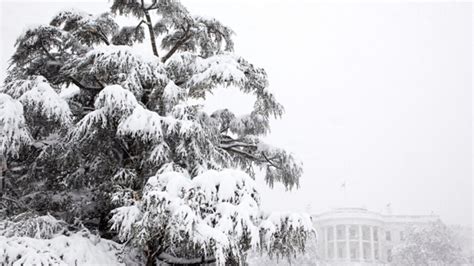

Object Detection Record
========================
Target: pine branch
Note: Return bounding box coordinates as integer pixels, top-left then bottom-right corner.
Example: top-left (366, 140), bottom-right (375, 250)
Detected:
top-left (68, 77), bottom-right (102, 92)
top-left (219, 136), bottom-right (282, 170)
top-left (161, 27), bottom-right (192, 63)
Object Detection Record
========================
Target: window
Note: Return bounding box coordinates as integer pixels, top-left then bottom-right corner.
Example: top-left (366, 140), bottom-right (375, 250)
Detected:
top-left (337, 225), bottom-right (345, 240)
top-left (373, 228), bottom-right (378, 241)
top-left (400, 231), bottom-right (405, 241)
top-left (350, 242), bottom-right (359, 260)
top-left (385, 231), bottom-right (391, 241)
top-left (328, 243), bottom-right (334, 259)
top-left (387, 249), bottom-right (392, 262)
top-left (374, 247), bottom-right (379, 260)
top-left (327, 226), bottom-right (334, 241)
top-left (362, 226), bottom-right (370, 240)
top-left (337, 242), bottom-right (346, 259)
top-left (363, 243), bottom-right (371, 260)
top-left (349, 225), bottom-right (358, 240)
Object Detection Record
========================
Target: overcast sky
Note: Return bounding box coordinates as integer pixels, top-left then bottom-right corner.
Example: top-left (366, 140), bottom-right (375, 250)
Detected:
top-left (0, 0), bottom-right (472, 226)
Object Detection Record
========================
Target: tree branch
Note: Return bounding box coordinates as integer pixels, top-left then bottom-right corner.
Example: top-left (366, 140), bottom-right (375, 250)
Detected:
top-left (262, 152), bottom-right (282, 170)
top-left (161, 30), bottom-right (192, 63)
top-left (95, 27), bottom-right (110, 45)
top-left (141, 0), bottom-right (159, 57)
top-left (135, 20), bottom-right (149, 31)
top-left (145, 0), bottom-right (158, 10)
top-left (68, 77), bottom-right (102, 92)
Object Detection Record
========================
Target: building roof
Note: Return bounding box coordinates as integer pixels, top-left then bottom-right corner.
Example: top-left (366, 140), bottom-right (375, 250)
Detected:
top-left (312, 207), bottom-right (440, 224)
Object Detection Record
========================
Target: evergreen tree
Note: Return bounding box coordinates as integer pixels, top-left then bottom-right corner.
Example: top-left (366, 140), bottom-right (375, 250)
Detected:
top-left (0, 0), bottom-right (313, 264)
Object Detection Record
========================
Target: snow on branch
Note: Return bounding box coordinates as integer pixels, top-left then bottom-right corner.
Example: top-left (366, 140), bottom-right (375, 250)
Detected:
top-left (259, 212), bottom-right (315, 261)
top-left (218, 132), bottom-right (303, 190)
top-left (1, 76), bottom-right (42, 99)
top-left (69, 109), bottom-right (107, 141)
top-left (112, 25), bottom-right (146, 46)
top-left (12, 25), bottom-right (71, 67)
top-left (19, 76), bottom-right (72, 125)
top-left (0, 213), bottom-right (67, 239)
top-left (70, 85), bottom-right (138, 141)
top-left (110, 168), bottom-right (263, 265)
top-left (94, 84), bottom-right (139, 117)
top-left (117, 106), bottom-right (164, 142)
top-left (62, 45), bottom-right (166, 96)
top-left (50, 9), bottom-right (118, 46)
top-left (0, 93), bottom-right (31, 158)
top-left (166, 52), bottom-right (283, 119)
top-left (162, 80), bottom-right (187, 114)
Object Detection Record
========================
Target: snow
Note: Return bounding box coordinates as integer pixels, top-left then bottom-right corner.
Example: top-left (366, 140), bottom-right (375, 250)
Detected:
top-left (1, 77), bottom-right (39, 99)
top-left (148, 142), bottom-right (170, 163)
top-left (2, 0), bottom-right (311, 264)
top-left (19, 77), bottom-right (72, 125)
top-left (110, 205), bottom-right (142, 242)
top-left (0, 214), bottom-right (141, 265)
top-left (190, 53), bottom-right (247, 86)
top-left (59, 83), bottom-right (81, 100)
top-left (146, 171), bottom-right (191, 199)
top-left (110, 168), bottom-right (265, 265)
top-left (94, 84), bottom-right (139, 117)
top-left (117, 106), bottom-right (164, 142)
top-left (259, 212), bottom-right (315, 250)
top-left (230, 112), bottom-right (269, 136)
top-left (0, 232), bottom-right (128, 265)
top-left (0, 93), bottom-right (31, 157)
top-left (162, 80), bottom-right (187, 113)
top-left (166, 52), bottom-right (247, 91)
top-left (192, 169), bottom-right (258, 202)
top-left (0, 214), bottom-right (66, 239)
top-left (73, 45), bottom-right (166, 96)
top-left (70, 108), bottom-right (107, 141)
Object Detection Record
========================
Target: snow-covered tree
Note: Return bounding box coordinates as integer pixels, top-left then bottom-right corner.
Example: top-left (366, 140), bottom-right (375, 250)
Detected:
top-left (392, 221), bottom-right (465, 266)
top-left (0, 0), bottom-right (313, 265)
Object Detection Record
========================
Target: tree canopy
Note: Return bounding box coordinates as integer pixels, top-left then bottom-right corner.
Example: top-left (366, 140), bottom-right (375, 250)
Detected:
top-left (0, 0), bottom-right (313, 265)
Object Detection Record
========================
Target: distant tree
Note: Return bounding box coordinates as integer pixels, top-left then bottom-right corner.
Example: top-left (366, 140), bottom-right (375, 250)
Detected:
top-left (0, 0), bottom-right (313, 265)
top-left (392, 221), bottom-right (465, 266)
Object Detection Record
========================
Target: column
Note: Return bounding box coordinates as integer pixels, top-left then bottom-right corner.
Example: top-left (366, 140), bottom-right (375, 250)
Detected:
top-left (324, 227), bottom-right (328, 259)
top-left (378, 228), bottom-right (382, 262)
top-left (370, 226), bottom-right (375, 261)
top-left (333, 226), bottom-right (337, 260)
top-left (358, 225), bottom-right (363, 261)
top-left (345, 225), bottom-right (350, 262)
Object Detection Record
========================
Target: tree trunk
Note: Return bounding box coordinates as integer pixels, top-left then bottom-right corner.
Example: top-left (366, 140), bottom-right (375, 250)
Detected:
top-left (146, 251), bottom-right (156, 266)
top-left (144, 10), bottom-right (159, 57)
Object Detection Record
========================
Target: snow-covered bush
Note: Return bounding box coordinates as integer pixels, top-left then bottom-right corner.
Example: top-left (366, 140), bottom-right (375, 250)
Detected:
top-left (392, 221), bottom-right (465, 265)
top-left (0, 0), bottom-right (313, 265)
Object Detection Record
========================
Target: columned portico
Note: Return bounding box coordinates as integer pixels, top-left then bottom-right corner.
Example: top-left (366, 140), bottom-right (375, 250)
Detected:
top-left (314, 207), bottom-right (439, 265)
top-left (323, 224), bottom-right (379, 263)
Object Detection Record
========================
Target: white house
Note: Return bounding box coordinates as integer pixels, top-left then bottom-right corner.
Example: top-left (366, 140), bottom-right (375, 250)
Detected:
top-left (312, 207), bottom-right (439, 265)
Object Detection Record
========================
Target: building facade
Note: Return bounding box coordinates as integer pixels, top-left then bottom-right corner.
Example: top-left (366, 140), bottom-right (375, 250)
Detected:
top-left (312, 207), bottom-right (439, 265)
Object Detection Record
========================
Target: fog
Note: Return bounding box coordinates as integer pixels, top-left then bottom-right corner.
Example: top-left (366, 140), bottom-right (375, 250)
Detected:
top-left (1, 0), bottom-right (471, 226)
